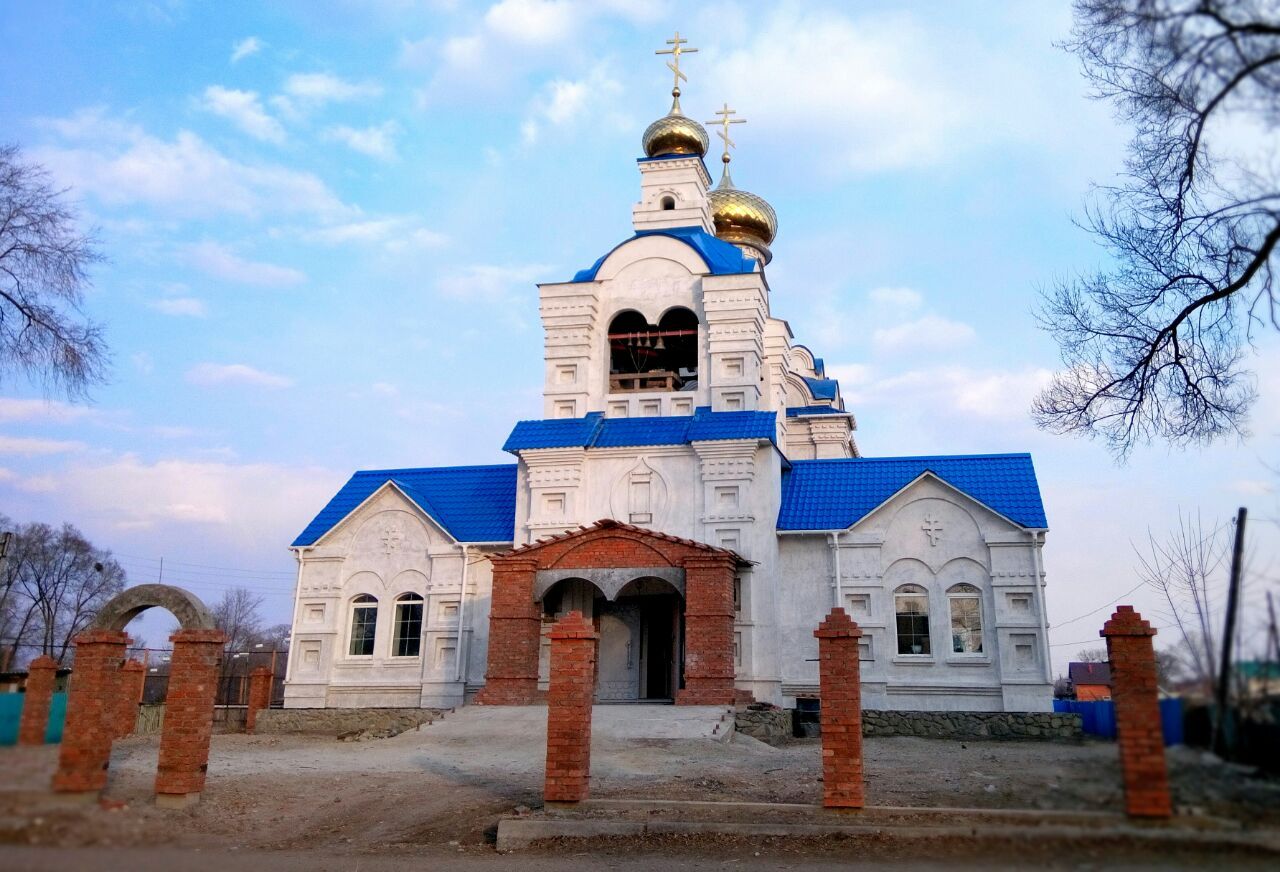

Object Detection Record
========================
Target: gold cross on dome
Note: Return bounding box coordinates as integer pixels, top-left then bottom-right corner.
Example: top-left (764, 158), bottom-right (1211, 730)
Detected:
top-left (656, 30), bottom-right (698, 93)
top-left (707, 102), bottom-right (746, 160)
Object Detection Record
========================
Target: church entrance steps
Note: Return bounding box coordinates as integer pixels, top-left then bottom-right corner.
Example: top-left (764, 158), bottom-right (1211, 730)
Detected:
top-left (496, 799), bottom-right (1263, 853)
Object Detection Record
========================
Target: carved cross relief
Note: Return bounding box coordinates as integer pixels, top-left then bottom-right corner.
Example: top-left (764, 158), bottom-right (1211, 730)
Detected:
top-left (381, 522), bottom-right (404, 554)
top-left (921, 514), bottom-right (943, 547)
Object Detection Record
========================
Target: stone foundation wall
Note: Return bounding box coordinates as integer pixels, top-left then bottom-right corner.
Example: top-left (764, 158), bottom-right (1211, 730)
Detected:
top-left (734, 706), bottom-right (792, 744)
top-left (861, 710), bottom-right (1081, 740)
top-left (254, 707), bottom-right (444, 735)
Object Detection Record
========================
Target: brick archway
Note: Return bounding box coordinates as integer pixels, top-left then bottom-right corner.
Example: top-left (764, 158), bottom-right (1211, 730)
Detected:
top-left (53, 583), bottom-right (226, 808)
top-left (476, 519), bottom-right (745, 706)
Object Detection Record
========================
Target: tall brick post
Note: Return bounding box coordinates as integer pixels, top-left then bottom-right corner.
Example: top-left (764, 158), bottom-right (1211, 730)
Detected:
top-left (52, 629), bottom-right (129, 799)
top-left (154, 628), bottom-right (225, 808)
top-left (114, 659), bottom-right (146, 738)
top-left (18, 655), bottom-right (59, 746)
top-left (245, 666), bottom-right (273, 733)
top-left (675, 554), bottom-right (736, 706)
top-left (544, 610), bottom-right (597, 803)
top-left (815, 608), bottom-right (865, 809)
top-left (1102, 606), bottom-right (1172, 819)
top-left (476, 557), bottom-right (541, 705)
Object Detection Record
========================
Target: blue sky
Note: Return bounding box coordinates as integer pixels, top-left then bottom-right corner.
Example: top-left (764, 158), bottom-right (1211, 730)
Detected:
top-left (1, 0), bottom-right (1276, 670)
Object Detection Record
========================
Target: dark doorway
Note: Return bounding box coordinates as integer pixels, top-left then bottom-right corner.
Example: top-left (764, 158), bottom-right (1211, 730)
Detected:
top-left (639, 593), bottom-right (680, 701)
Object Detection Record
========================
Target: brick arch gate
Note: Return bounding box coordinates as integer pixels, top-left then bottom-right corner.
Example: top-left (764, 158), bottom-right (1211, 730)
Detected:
top-left (476, 519), bottom-right (746, 706)
top-left (52, 583), bottom-right (226, 808)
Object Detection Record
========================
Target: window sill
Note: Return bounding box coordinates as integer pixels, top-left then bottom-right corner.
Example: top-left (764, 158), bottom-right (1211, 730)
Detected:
top-left (891, 655), bottom-right (935, 665)
top-left (945, 656), bottom-right (992, 666)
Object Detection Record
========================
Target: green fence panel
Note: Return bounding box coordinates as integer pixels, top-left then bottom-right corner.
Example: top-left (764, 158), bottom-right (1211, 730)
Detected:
top-left (0, 692), bottom-right (22, 745)
top-left (46, 691), bottom-right (67, 743)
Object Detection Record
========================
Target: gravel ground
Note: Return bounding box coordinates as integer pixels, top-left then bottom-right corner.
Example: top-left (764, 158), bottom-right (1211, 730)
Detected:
top-left (0, 717), bottom-right (1277, 863)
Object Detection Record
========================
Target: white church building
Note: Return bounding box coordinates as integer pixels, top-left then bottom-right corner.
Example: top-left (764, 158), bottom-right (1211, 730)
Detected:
top-left (281, 37), bottom-right (1053, 715)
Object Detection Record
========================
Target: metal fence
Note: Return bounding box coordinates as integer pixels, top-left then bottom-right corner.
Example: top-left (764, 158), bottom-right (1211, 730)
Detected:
top-left (0, 691), bottom-right (67, 745)
top-left (1052, 698), bottom-right (1184, 745)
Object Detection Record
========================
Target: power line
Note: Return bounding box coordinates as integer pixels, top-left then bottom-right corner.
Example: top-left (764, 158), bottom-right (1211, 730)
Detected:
top-left (113, 552), bottom-right (295, 577)
top-left (1051, 580), bottom-right (1149, 629)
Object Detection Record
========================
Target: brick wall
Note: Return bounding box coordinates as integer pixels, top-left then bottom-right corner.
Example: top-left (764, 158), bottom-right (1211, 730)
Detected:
top-left (815, 608), bottom-right (864, 809)
top-left (154, 629), bottom-right (225, 805)
top-left (676, 554), bottom-right (737, 705)
top-left (245, 666), bottom-right (273, 733)
top-left (1102, 606), bottom-right (1172, 819)
top-left (115, 659), bottom-right (145, 738)
top-left (544, 611), bottom-right (597, 803)
top-left (475, 558), bottom-right (541, 705)
top-left (52, 629), bottom-right (129, 795)
top-left (18, 655), bottom-right (58, 746)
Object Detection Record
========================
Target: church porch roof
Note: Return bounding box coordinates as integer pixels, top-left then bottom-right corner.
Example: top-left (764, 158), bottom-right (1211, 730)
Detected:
top-left (503, 408), bottom-right (777, 453)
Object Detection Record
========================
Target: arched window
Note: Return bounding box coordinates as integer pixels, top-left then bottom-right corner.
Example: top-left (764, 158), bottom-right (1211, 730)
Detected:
top-left (392, 593), bottom-right (424, 658)
top-left (660, 195), bottom-right (675, 210)
top-left (607, 307), bottom-right (700, 393)
top-left (895, 584), bottom-right (930, 655)
top-left (348, 594), bottom-right (378, 657)
top-left (948, 583), bottom-right (983, 654)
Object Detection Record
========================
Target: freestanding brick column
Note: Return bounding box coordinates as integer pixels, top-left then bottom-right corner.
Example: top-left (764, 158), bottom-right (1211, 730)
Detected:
top-left (544, 610), bottom-right (598, 803)
top-left (476, 557), bottom-right (541, 705)
top-left (245, 666), bottom-right (273, 733)
top-left (52, 629), bottom-right (129, 798)
top-left (18, 656), bottom-right (59, 746)
top-left (675, 554), bottom-right (737, 705)
top-left (1102, 606), bottom-right (1172, 819)
top-left (154, 628), bottom-right (226, 808)
top-left (815, 608), bottom-right (865, 809)
top-left (114, 659), bottom-right (146, 738)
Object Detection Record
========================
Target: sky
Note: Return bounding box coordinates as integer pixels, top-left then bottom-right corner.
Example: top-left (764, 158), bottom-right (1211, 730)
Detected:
top-left (0, 0), bottom-right (1276, 672)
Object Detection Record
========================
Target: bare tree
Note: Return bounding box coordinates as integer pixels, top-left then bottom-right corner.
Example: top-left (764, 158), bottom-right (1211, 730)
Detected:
top-left (0, 144), bottom-right (107, 398)
top-left (1134, 511), bottom-right (1229, 695)
top-left (0, 518), bottom-right (126, 668)
top-left (1075, 647), bottom-right (1110, 662)
top-left (1035, 1), bottom-right (1280, 457)
top-left (211, 587), bottom-right (266, 652)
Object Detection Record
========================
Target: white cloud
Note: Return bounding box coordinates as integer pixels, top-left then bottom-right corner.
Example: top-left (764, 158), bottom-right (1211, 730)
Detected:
top-left (371, 382), bottom-right (399, 397)
top-left (521, 66), bottom-right (624, 145)
top-left (230, 36), bottom-right (264, 63)
top-left (872, 314), bottom-right (977, 354)
top-left (300, 217), bottom-right (448, 250)
top-left (201, 86), bottom-right (285, 143)
top-left (840, 364), bottom-right (1053, 425)
top-left (868, 286), bottom-right (922, 310)
top-left (281, 72), bottom-right (382, 105)
top-left (34, 107), bottom-right (349, 219)
top-left (185, 363), bottom-right (294, 389)
top-left (0, 398), bottom-right (94, 423)
top-left (150, 297), bottom-right (208, 317)
top-left (0, 435), bottom-right (87, 456)
top-left (484, 0), bottom-right (577, 46)
top-left (436, 264), bottom-right (547, 301)
top-left (324, 122), bottom-right (399, 160)
top-left (131, 352), bottom-right (154, 375)
top-left (186, 241), bottom-right (306, 287)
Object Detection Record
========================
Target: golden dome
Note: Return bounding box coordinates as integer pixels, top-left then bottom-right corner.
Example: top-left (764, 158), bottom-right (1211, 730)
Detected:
top-left (708, 168), bottom-right (777, 264)
top-left (642, 95), bottom-right (709, 158)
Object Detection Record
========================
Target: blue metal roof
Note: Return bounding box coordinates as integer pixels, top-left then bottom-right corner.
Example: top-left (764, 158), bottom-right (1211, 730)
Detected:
top-left (802, 376), bottom-right (840, 402)
top-left (504, 408), bottom-right (777, 452)
top-left (571, 226), bottom-right (758, 282)
top-left (778, 454), bottom-right (1047, 531)
top-left (292, 464), bottom-right (518, 546)
top-left (786, 405), bottom-right (847, 417)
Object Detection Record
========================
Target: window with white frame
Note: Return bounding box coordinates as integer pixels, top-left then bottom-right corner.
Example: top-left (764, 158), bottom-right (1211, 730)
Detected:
top-left (348, 594), bottom-right (378, 656)
top-left (895, 585), bottom-right (931, 655)
top-left (948, 583), bottom-right (984, 654)
top-left (392, 593), bottom-right (424, 657)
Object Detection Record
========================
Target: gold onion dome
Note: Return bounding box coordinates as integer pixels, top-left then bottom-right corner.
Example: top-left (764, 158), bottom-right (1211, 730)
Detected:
top-left (642, 93), bottom-right (709, 158)
top-left (708, 171), bottom-right (777, 264)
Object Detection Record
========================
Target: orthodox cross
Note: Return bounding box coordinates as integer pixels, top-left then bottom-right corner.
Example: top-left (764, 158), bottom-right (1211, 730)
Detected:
top-left (921, 515), bottom-right (943, 547)
top-left (381, 523), bottom-right (403, 554)
top-left (707, 102), bottom-right (746, 162)
top-left (656, 30), bottom-right (697, 94)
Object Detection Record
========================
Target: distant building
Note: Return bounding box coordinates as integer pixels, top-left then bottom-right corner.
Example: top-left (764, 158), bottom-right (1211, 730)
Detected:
top-left (1068, 662), bottom-right (1112, 701)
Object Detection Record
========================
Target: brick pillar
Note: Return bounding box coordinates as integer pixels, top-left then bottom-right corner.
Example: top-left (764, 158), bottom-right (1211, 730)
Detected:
top-left (544, 611), bottom-right (597, 803)
top-left (18, 656), bottom-right (59, 746)
top-left (1102, 606), bottom-right (1172, 819)
top-left (154, 628), bottom-right (225, 808)
top-left (675, 554), bottom-right (736, 705)
top-left (52, 629), bottom-right (128, 798)
top-left (245, 666), bottom-right (273, 733)
top-left (815, 608), bottom-right (865, 809)
top-left (476, 557), bottom-right (541, 705)
top-left (114, 659), bottom-right (145, 738)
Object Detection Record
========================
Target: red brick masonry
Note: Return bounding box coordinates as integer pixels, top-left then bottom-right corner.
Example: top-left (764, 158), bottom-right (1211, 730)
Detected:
top-left (18, 655), bottom-right (58, 746)
top-left (544, 610), bottom-right (598, 803)
top-left (52, 629), bottom-right (128, 795)
top-left (815, 607), bottom-right (865, 809)
top-left (474, 558), bottom-right (541, 705)
top-left (1102, 606), bottom-right (1172, 819)
top-left (246, 666), bottom-right (273, 734)
top-left (115, 659), bottom-right (145, 738)
top-left (154, 628), bottom-right (226, 801)
top-left (675, 554), bottom-right (737, 705)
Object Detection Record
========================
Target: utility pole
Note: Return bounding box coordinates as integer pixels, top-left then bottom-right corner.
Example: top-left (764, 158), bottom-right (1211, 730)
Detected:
top-left (0, 531), bottom-right (11, 672)
top-left (1212, 507), bottom-right (1247, 757)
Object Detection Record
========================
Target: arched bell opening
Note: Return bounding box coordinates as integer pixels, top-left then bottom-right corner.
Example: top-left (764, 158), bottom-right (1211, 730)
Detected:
top-left (607, 307), bottom-right (700, 394)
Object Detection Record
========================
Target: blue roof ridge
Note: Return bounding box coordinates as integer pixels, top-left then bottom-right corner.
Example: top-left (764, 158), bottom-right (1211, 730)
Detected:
top-left (355, 462), bottom-right (518, 475)
top-left (789, 452), bottom-right (1033, 464)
